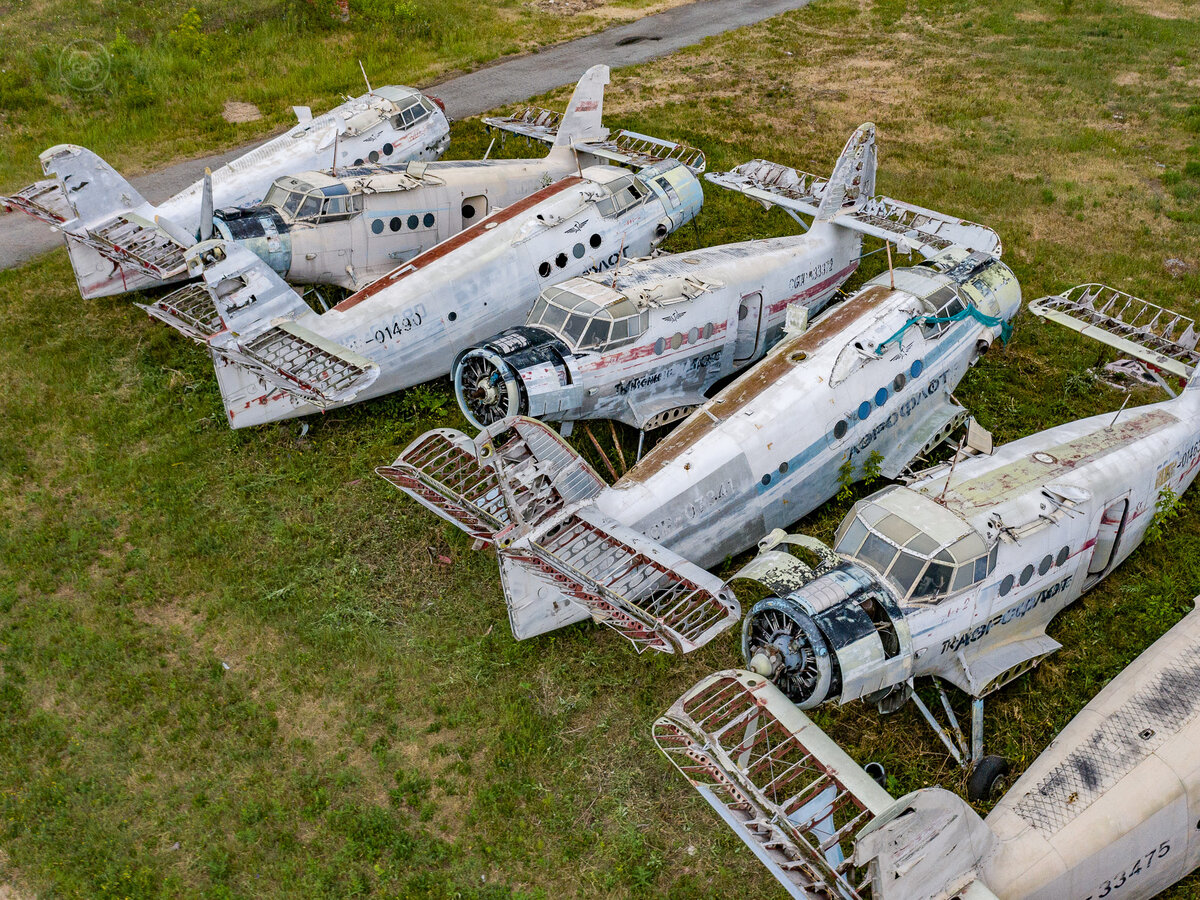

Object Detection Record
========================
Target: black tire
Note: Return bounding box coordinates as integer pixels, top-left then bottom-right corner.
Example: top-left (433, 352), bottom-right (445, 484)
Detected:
top-left (967, 755), bottom-right (1009, 802)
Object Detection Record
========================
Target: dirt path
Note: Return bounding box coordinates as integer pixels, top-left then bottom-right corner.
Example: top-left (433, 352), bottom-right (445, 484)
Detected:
top-left (0, 0), bottom-right (816, 272)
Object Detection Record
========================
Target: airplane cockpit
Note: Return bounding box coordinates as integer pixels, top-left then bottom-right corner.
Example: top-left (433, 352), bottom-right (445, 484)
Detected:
top-left (260, 176), bottom-right (364, 224)
top-left (834, 487), bottom-right (997, 603)
top-left (525, 281), bottom-right (650, 353)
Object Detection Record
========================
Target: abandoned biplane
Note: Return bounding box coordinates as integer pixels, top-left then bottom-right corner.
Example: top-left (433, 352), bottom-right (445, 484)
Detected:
top-left (379, 142), bottom-right (1017, 655)
top-left (214, 65), bottom-right (705, 291)
top-left (0, 84), bottom-right (450, 299)
top-left (142, 157), bottom-right (702, 427)
top-left (655, 596), bottom-right (1200, 900)
top-left (451, 124), bottom-right (1000, 434)
top-left (695, 285), bottom-right (1200, 805)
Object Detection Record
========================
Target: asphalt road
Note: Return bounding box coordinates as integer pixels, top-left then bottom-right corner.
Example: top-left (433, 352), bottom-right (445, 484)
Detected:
top-left (0, 0), bottom-right (815, 272)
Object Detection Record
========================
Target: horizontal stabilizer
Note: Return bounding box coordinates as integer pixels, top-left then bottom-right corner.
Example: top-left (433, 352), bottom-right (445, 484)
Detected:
top-left (575, 129), bottom-right (706, 174)
top-left (221, 320), bottom-right (379, 408)
top-left (1029, 284), bottom-right (1200, 379)
top-left (656, 671), bottom-right (1000, 900)
top-left (381, 417), bottom-right (737, 652)
top-left (483, 106), bottom-right (564, 144)
top-left (136, 283), bottom-right (223, 343)
top-left (73, 211), bottom-right (189, 280)
top-left (185, 240), bottom-right (311, 332)
top-left (655, 670), bottom-right (893, 898)
top-left (378, 417), bottom-right (607, 545)
top-left (709, 161), bottom-right (1002, 258)
top-left (377, 429), bottom-right (515, 543)
top-left (1, 179), bottom-right (73, 224)
top-left (514, 505), bottom-right (739, 653)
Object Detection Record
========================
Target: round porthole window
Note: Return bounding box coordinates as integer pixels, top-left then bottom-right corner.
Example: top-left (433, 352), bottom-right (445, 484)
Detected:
top-left (778, 462), bottom-right (788, 474)
top-left (654, 337), bottom-right (665, 355)
top-left (368, 150), bottom-right (380, 163)
top-left (833, 419), bottom-right (848, 440)
top-left (910, 359), bottom-right (924, 378)
top-left (590, 233), bottom-right (602, 248)
top-left (423, 213), bottom-right (435, 228)
top-left (538, 262), bottom-right (552, 277)
top-left (894, 373), bottom-right (907, 392)
top-left (353, 158), bottom-right (364, 167)
top-left (371, 219), bottom-right (384, 235)
top-left (555, 252), bottom-right (568, 268)
top-left (448, 312), bottom-right (457, 322)
top-left (1020, 564), bottom-right (1034, 586)
top-left (761, 474), bottom-right (771, 486)
top-left (383, 142), bottom-right (394, 155)
top-left (687, 327), bottom-right (699, 344)
top-left (671, 333), bottom-right (683, 350)
top-left (1039, 554), bottom-right (1053, 576)
top-left (462, 203), bottom-right (476, 219)
top-left (390, 217), bottom-right (402, 232)
top-left (703, 323), bottom-right (713, 339)
top-left (1056, 546), bottom-right (1070, 566)
top-left (999, 574), bottom-right (1015, 596)
top-left (573, 243), bottom-right (585, 259)
top-left (875, 387), bottom-right (889, 407)
top-left (858, 400), bottom-right (871, 421)
top-left (407, 215), bottom-right (420, 230)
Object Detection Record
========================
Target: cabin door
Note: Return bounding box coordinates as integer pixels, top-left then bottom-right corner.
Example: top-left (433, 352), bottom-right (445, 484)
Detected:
top-left (1085, 496), bottom-right (1129, 586)
top-left (734, 292), bottom-right (764, 365)
top-left (461, 195), bottom-right (487, 230)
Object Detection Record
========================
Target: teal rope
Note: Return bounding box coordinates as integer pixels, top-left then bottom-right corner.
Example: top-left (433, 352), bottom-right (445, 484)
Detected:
top-left (874, 303), bottom-right (1013, 355)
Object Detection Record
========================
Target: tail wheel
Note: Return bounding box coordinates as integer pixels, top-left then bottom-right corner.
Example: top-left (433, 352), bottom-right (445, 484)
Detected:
top-left (742, 598), bottom-right (834, 709)
top-left (454, 349), bottom-right (523, 429)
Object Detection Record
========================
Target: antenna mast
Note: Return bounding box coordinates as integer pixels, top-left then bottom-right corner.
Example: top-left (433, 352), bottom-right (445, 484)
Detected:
top-left (358, 59), bottom-right (373, 95)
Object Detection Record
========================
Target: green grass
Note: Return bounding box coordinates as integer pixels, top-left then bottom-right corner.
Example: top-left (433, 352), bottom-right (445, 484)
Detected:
top-left (3, 0), bottom-right (1200, 896)
top-left (0, 0), bottom-right (676, 191)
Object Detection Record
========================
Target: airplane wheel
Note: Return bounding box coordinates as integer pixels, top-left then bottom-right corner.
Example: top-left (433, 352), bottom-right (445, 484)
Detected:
top-left (967, 755), bottom-right (1009, 802)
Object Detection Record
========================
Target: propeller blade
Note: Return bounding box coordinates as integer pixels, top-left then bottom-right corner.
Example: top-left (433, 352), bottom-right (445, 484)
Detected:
top-left (199, 167), bottom-right (214, 242)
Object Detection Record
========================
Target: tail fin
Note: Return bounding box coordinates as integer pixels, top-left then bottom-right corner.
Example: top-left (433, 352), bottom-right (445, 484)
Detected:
top-left (655, 670), bottom-right (999, 900)
top-left (814, 123), bottom-right (876, 221)
top-left (39, 144), bottom-right (148, 224)
top-left (378, 417), bottom-right (739, 653)
top-left (550, 64), bottom-right (610, 149)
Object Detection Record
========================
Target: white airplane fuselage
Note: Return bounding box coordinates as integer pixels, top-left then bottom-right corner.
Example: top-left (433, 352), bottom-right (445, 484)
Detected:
top-left (222, 150), bottom-right (601, 290)
top-left (453, 223), bottom-right (862, 429)
top-left (591, 251), bottom-right (1021, 569)
top-left (212, 160), bottom-right (704, 427)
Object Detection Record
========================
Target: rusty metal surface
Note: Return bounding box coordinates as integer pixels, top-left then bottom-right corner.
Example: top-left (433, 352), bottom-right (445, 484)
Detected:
top-left (623, 283), bottom-right (895, 483)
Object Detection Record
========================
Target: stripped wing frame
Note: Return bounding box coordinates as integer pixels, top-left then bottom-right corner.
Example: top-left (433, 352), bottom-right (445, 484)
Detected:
top-left (655, 673), bottom-right (885, 899)
top-left (518, 509), bottom-right (738, 653)
top-left (1029, 283), bottom-right (1200, 380)
top-left (377, 430), bottom-right (511, 542)
top-left (138, 283), bottom-right (223, 343)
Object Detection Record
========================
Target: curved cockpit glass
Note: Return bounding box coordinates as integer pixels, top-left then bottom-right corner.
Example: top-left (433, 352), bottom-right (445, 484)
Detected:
top-left (834, 490), bottom-right (996, 601)
top-left (391, 96), bottom-right (434, 131)
top-left (527, 282), bottom-right (650, 353)
top-left (594, 174), bottom-right (649, 218)
top-left (262, 176), bottom-right (364, 224)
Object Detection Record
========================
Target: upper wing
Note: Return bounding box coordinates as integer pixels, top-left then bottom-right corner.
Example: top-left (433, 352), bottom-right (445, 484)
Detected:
top-left (573, 129), bottom-right (706, 174)
top-left (1030, 283), bottom-right (1200, 380)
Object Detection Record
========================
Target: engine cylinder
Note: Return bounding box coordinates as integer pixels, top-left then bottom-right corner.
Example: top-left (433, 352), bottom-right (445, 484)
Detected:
top-left (454, 348), bottom-right (525, 429)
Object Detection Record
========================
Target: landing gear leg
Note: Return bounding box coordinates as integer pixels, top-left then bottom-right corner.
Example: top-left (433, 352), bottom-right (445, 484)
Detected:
top-left (910, 682), bottom-right (1009, 800)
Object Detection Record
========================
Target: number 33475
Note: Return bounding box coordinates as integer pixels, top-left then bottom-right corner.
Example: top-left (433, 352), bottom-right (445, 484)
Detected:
top-left (1088, 841), bottom-right (1170, 899)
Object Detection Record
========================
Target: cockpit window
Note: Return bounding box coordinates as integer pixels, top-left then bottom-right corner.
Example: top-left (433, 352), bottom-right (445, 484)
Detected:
top-left (297, 195), bottom-right (322, 219)
top-left (922, 285), bottom-right (968, 338)
top-left (835, 495), bottom-right (995, 602)
top-left (283, 191), bottom-right (304, 216)
top-left (528, 283), bottom-right (649, 353)
top-left (594, 175), bottom-right (648, 218)
top-left (393, 99), bottom-right (430, 130)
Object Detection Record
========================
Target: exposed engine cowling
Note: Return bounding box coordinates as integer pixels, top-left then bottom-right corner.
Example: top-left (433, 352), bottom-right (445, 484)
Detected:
top-left (741, 560), bottom-right (914, 710)
top-left (212, 206), bottom-right (292, 277)
top-left (453, 327), bottom-right (584, 429)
